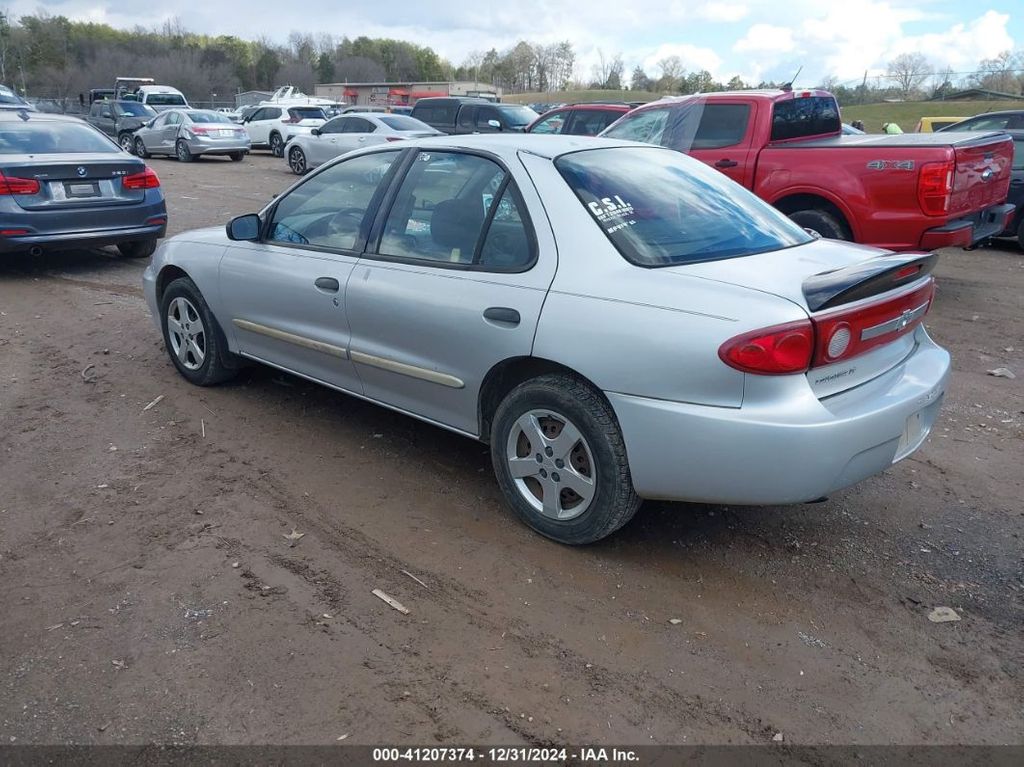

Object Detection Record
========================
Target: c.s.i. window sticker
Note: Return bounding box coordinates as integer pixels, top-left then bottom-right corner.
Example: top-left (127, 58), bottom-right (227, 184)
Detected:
top-left (586, 195), bottom-right (636, 234)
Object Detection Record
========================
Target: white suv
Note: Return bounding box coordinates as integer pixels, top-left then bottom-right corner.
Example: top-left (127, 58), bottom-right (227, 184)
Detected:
top-left (242, 106), bottom-right (326, 156)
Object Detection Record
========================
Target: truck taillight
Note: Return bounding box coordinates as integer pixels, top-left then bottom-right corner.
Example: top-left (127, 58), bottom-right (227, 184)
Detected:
top-left (0, 171), bottom-right (40, 195)
top-left (917, 160), bottom-right (953, 216)
top-left (122, 167), bottom-right (160, 190)
top-left (720, 278), bottom-right (936, 375)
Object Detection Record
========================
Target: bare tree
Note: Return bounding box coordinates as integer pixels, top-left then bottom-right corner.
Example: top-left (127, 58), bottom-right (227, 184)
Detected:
top-left (974, 50), bottom-right (1022, 93)
top-left (656, 55), bottom-right (684, 91)
top-left (886, 52), bottom-right (933, 99)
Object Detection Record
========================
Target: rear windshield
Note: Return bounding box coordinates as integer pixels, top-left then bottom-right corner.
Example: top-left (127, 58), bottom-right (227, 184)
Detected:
top-left (556, 147), bottom-right (811, 266)
top-left (188, 112), bottom-right (232, 123)
top-left (771, 96), bottom-right (840, 141)
top-left (117, 101), bottom-right (155, 117)
top-left (145, 93), bottom-right (187, 106)
top-left (378, 115), bottom-right (433, 131)
top-left (0, 121), bottom-right (118, 154)
top-left (290, 107), bottom-right (326, 120)
top-left (496, 105), bottom-right (537, 126)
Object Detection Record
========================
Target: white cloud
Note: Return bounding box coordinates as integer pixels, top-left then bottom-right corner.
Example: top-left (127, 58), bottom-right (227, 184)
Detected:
top-left (694, 2), bottom-right (750, 22)
top-left (641, 43), bottom-right (724, 78)
top-left (733, 24), bottom-right (796, 54)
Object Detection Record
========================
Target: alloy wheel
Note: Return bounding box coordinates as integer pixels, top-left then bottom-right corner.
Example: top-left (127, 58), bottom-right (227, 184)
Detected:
top-left (289, 147), bottom-right (306, 174)
top-left (505, 409), bottom-right (596, 520)
top-left (166, 297), bottom-right (206, 371)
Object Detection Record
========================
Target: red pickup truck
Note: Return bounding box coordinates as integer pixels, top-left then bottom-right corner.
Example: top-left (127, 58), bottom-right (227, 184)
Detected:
top-left (601, 90), bottom-right (1014, 251)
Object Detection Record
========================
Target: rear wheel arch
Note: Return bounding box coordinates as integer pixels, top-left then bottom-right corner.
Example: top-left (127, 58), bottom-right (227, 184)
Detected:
top-left (773, 193), bottom-right (855, 240)
top-left (478, 356), bottom-right (612, 442)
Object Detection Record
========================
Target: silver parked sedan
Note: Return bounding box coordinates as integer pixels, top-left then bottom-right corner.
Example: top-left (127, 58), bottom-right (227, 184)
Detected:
top-left (284, 113), bottom-right (440, 174)
top-left (133, 109), bottom-right (250, 162)
top-left (143, 136), bottom-right (950, 544)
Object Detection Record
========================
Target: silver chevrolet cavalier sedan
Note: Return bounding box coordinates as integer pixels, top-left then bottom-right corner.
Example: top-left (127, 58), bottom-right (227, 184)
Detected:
top-left (143, 135), bottom-right (950, 544)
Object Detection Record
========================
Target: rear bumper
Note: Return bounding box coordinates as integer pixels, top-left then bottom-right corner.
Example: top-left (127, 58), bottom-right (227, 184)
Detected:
top-left (188, 139), bottom-right (251, 156)
top-left (0, 222), bottom-right (166, 253)
top-left (608, 327), bottom-right (950, 505)
top-left (919, 203), bottom-right (1015, 249)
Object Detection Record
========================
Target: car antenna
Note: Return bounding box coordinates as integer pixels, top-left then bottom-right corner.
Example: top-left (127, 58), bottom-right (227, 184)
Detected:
top-left (780, 66), bottom-right (803, 93)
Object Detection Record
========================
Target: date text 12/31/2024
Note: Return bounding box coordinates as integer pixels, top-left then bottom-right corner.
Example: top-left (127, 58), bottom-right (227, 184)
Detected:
top-left (372, 746), bottom-right (640, 762)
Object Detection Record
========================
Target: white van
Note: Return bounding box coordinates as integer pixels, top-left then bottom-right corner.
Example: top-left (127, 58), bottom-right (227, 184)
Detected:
top-left (136, 85), bottom-right (189, 111)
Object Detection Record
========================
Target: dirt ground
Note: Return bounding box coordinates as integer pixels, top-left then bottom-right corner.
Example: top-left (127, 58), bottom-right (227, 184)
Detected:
top-left (0, 153), bottom-right (1021, 747)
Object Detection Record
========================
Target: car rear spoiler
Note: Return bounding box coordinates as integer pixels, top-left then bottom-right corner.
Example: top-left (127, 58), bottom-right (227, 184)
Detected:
top-left (803, 252), bottom-right (938, 312)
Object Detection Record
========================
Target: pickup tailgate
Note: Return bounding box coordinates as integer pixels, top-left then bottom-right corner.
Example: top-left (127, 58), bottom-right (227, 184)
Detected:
top-left (950, 135), bottom-right (1013, 216)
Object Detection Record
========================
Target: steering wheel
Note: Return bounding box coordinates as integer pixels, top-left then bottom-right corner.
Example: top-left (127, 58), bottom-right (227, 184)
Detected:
top-left (325, 207), bottom-right (366, 236)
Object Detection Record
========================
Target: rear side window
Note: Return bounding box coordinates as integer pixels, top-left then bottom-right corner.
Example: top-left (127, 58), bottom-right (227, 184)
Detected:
top-left (566, 109), bottom-right (625, 136)
top-left (145, 93), bottom-right (187, 106)
top-left (0, 121), bottom-right (118, 154)
top-left (1012, 138), bottom-right (1024, 171)
top-left (556, 147), bottom-right (811, 267)
top-left (770, 96), bottom-right (840, 141)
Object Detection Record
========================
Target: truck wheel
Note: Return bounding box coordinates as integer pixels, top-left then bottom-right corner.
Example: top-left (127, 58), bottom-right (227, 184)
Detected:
top-left (788, 209), bottom-right (849, 240)
top-left (490, 373), bottom-right (641, 545)
top-left (118, 132), bottom-right (135, 154)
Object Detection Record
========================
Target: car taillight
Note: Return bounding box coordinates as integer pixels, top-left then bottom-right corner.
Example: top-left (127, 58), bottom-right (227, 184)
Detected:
top-left (0, 171), bottom-right (40, 195)
top-left (718, 320), bottom-right (815, 375)
top-left (917, 160), bottom-right (953, 216)
top-left (719, 277), bottom-right (935, 375)
top-left (122, 167), bottom-right (160, 190)
top-left (810, 278), bottom-right (934, 366)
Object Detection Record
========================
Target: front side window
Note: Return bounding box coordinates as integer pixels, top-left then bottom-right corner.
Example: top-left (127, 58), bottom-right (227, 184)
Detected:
top-left (269, 151), bottom-right (398, 251)
top-left (556, 147), bottom-right (812, 267)
top-left (476, 107), bottom-right (500, 130)
top-left (495, 105), bottom-right (536, 128)
top-left (601, 107), bottom-right (670, 145)
top-left (378, 151), bottom-right (532, 269)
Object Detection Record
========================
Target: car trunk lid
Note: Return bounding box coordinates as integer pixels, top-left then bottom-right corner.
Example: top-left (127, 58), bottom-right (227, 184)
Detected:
top-left (684, 240), bottom-right (938, 398)
top-left (1, 154), bottom-right (148, 210)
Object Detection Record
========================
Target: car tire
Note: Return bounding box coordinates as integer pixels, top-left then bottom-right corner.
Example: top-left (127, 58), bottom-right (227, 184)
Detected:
top-left (229, 152), bottom-right (245, 162)
top-left (118, 132), bottom-right (135, 154)
top-left (787, 209), bottom-right (849, 240)
top-left (134, 137), bottom-right (149, 158)
top-left (176, 140), bottom-right (193, 163)
top-left (490, 373), bottom-right (641, 545)
top-left (159, 277), bottom-right (238, 386)
top-left (288, 146), bottom-right (307, 175)
top-left (269, 132), bottom-right (284, 157)
top-left (117, 239), bottom-right (157, 259)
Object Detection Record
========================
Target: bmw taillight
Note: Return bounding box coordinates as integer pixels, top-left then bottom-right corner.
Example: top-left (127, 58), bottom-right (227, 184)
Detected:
top-left (917, 160), bottom-right (953, 216)
top-left (122, 167), bottom-right (160, 190)
top-left (0, 171), bottom-right (40, 195)
top-left (720, 278), bottom-right (935, 375)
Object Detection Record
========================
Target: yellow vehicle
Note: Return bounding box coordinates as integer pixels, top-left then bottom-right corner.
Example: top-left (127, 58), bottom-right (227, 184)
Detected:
top-left (915, 116), bottom-right (962, 132)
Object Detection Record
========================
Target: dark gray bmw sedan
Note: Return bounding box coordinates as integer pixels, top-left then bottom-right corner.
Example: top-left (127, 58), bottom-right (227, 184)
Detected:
top-left (0, 110), bottom-right (167, 258)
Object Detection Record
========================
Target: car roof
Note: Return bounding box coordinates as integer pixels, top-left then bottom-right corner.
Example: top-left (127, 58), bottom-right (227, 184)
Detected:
top-left (369, 133), bottom-right (659, 161)
top-left (0, 110), bottom-right (82, 124)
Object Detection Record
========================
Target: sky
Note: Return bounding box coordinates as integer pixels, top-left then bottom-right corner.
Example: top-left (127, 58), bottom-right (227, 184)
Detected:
top-left (11, 0), bottom-right (1023, 87)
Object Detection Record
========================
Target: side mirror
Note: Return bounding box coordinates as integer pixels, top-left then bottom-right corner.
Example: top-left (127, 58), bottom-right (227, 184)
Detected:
top-left (311, 128), bottom-right (320, 137)
top-left (487, 119), bottom-right (502, 130)
top-left (226, 213), bottom-right (261, 241)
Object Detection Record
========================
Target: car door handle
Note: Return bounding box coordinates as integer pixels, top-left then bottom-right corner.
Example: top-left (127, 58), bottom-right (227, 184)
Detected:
top-left (483, 307), bottom-right (520, 326)
top-left (714, 159), bottom-right (738, 168)
top-left (314, 277), bottom-right (340, 292)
